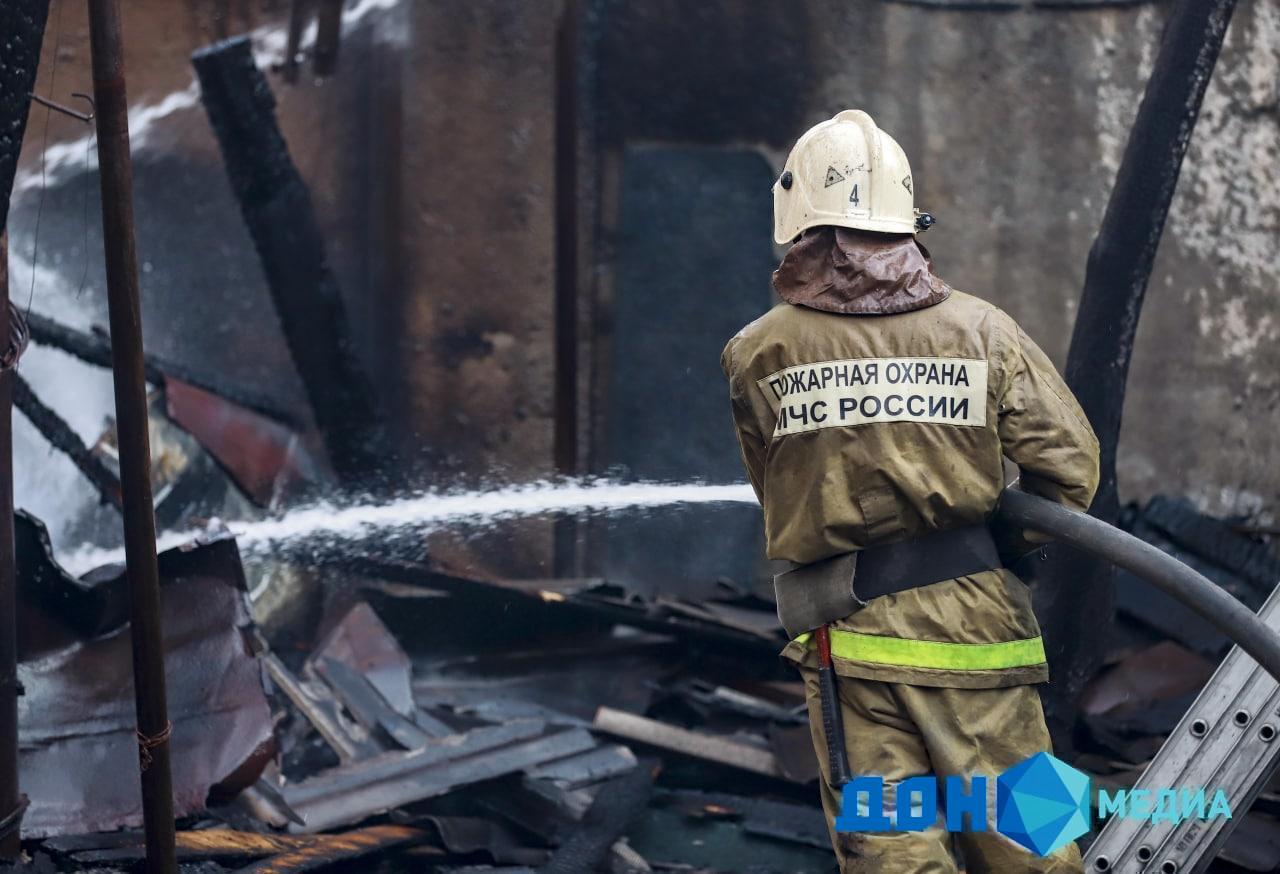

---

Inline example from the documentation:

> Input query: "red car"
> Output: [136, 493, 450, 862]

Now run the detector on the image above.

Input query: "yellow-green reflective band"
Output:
[794, 630, 1047, 671]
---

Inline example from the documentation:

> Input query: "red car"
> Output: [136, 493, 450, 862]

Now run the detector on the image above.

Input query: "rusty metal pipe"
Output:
[87, 1, 178, 872]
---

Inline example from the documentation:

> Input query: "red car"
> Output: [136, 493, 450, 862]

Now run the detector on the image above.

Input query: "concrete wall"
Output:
[588, 0, 1280, 526]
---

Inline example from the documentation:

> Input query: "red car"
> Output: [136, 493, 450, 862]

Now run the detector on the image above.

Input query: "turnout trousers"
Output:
[799, 668, 1084, 873]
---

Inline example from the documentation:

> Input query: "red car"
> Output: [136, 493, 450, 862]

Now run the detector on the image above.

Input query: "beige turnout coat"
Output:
[721, 243, 1099, 689]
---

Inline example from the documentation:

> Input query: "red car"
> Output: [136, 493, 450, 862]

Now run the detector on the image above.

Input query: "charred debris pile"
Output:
[14, 477, 1280, 874]
[15, 503, 837, 873]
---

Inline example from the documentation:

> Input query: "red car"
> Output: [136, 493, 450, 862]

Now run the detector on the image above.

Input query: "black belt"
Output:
[773, 524, 1004, 638]
[856, 524, 1003, 600]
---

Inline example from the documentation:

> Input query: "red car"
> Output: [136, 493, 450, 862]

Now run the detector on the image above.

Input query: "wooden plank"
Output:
[592, 707, 783, 779]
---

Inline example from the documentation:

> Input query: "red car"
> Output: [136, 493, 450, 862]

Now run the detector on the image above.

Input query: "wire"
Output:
[76, 131, 94, 298]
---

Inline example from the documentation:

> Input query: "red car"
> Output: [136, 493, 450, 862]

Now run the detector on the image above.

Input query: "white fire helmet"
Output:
[772, 109, 923, 245]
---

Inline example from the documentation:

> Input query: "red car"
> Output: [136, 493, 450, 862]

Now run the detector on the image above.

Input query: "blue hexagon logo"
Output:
[997, 752, 1091, 857]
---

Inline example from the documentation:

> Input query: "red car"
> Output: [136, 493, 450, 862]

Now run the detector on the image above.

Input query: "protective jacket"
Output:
[721, 228, 1100, 689]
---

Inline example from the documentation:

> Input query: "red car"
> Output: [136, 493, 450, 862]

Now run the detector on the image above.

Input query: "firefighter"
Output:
[721, 110, 1099, 873]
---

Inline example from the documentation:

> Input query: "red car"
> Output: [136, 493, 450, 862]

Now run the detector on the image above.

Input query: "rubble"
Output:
[15, 520, 272, 837]
[8, 486, 838, 872]
[8, 453, 1279, 871]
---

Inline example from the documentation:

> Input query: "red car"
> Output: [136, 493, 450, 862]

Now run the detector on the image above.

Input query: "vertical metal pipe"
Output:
[0, 231, 21, 860]
[86, 3, 177, 872]
[552, 0, 581, 577]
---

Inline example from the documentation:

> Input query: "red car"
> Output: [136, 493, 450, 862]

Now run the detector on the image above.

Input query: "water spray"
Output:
[61, 478, 759, 575]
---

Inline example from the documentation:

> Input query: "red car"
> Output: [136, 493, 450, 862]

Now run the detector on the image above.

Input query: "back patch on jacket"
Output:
[756, 357, 988, 437]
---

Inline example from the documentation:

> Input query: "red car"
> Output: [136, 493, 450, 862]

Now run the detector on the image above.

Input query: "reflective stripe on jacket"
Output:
[721, 292, 1100, 688]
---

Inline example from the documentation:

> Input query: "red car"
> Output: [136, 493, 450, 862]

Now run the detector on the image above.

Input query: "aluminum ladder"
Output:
[1084, 583, 1280, 873]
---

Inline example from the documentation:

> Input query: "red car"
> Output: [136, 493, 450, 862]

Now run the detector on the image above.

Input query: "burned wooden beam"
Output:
[0, 244, 24, 865]
[1037, 0, 1240, 750]
[24, 311, 298, 426]
[11, 372, 123, 511]
[88, 3, 184, 861]
[192, 37, 390, 490]
[1066, 0, 1239, 520]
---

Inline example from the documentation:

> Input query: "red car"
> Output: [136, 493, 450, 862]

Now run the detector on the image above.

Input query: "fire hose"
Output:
[995, 489, 1280, 684]
[810, 489, 1280, 787]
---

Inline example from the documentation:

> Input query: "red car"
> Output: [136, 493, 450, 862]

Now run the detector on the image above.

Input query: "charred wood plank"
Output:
[1036, 0, 1239, 750]
[526, 744, 636, 790]
[192, 37, 389, 489]
[11, 372, 123, 511]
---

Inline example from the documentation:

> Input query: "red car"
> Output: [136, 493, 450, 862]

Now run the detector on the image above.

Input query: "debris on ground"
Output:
[11, 486, 1278, 872]
[16, 518, 272, 838]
